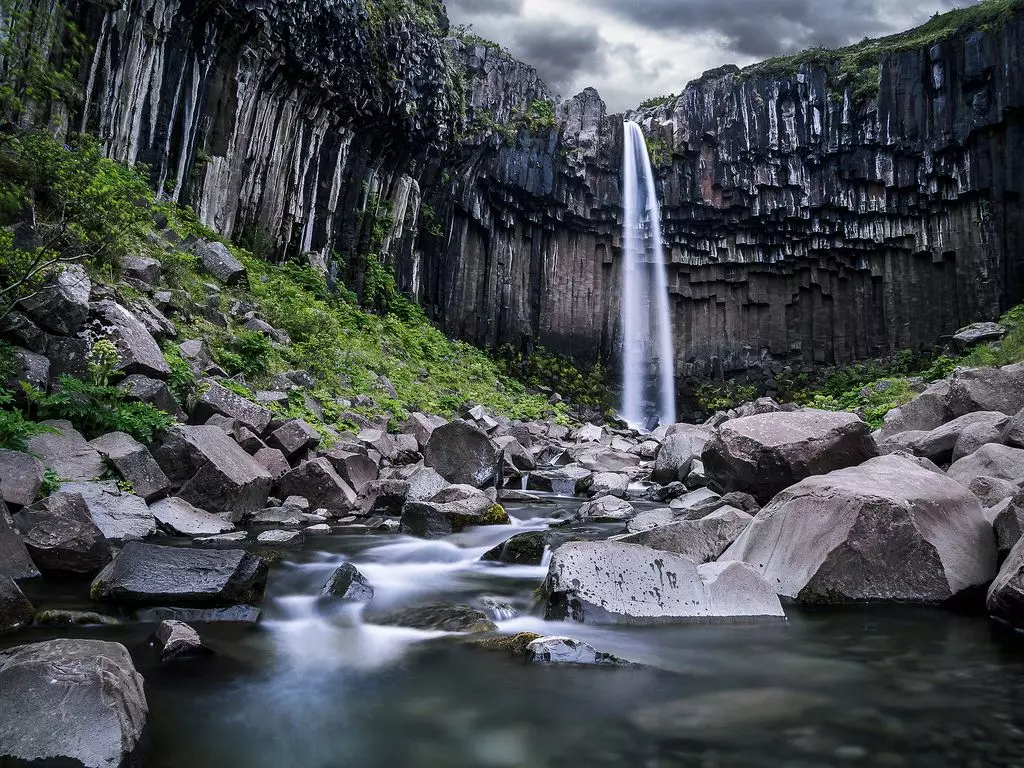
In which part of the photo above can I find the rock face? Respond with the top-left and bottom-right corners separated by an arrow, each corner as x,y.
0,449 -> 44,508
0,639 -> 148,768
60,481 -> 157,543
703,410 -> 878,503
91,542 -> 268,607
541,541 -> 784,624
423,421 -> 500,488
723,455 -> 997,604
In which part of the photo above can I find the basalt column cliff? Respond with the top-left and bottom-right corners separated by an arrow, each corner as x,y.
12,0 -> 1024,386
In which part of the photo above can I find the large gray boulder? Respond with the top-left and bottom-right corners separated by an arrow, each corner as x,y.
267,419 -> 321,459
0,505 -> 38,581
26,420 -> 105,481
568,444 -> 639,472
153,425 -> 272,518
0,639 -> 148,768
947,364 -> 1024,418
423,420 -> 501,488
723,455 -> 997,604
60,481 -> 157,543
320,563 -> 374,601
195,240 -> 246,284
400,486 -> 508,537
906,412 -> 1010,465
1003,407 -> 1024,449
6,346 -> 48,394
952,322 -> 1007,351
652,426 -> 711,484
18,264 -> 91,335
404,466 -> 450,501
987,527 -> 1024,628
494,435 -> 536,472
618,508 -> 753,564
576,495 -> 634,521
91,541 -> 268,607
0,449 -> 44,508
323,449 -> 379,494
90,432 -> 169,502
987,492 -> 1024,560
276,458 -> 357,514
150,497 -> 235,536
540,541 -> 783,624
947,444 -> 1024,486
190,382 -> 272,434
153,619 -> 210,663
702,410 -> 879,504
91,299 -> 171,378
879,379 -> 953,439
13,493 -> 112,575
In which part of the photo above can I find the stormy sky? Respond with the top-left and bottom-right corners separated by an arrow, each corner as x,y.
443,0 -> 972,111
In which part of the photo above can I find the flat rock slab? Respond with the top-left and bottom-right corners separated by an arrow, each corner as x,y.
27,420 -> 105,481
541,540 -> 784,624
150,497 -> 235,536
91,541 -> 268,607
0,639 -> 148,768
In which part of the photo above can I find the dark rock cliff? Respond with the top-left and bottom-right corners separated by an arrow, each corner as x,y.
7,0 -> 1024,399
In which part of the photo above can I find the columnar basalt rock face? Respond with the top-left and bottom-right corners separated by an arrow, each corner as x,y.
14,1 -> 1024,391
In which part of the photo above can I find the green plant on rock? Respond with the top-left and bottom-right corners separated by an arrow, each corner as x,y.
38,468 -> 61,498
645,136 -> 672,169
163,346 -> 196,405
88,339 -> 120,386
212,330 -> 275,381
638,94 -> 677,110
694,381 -> 759,412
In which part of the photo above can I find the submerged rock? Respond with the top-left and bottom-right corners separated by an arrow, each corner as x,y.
481,531 -> 549,565
320,563 -> 374,602
153,620 -> 212,663
374,602 -> 497,633
525,636 -> 627,665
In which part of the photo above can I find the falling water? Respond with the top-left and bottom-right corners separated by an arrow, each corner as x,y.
620,120 -> 676,428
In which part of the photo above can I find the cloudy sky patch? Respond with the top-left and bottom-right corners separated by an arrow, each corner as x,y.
444,0 -> 970,111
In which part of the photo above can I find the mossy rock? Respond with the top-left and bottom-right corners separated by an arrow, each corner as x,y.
372,602 -> 498,633
468,632 -> 543,657
36,609 -> 122,626
481,531 -> 547,565
481,503 -> 510,526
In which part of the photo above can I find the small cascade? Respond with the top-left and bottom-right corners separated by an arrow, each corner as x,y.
620,120 -> 676,429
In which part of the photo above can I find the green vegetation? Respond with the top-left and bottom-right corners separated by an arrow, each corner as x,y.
959,303 -> 1024,368
694,381 -> 759,413
645,136 -> 672,169
638,94 -> 677,110
742,0 -> 1024,102
497,346 -> 610,410
451,24 -> 510,56
464,99 -> 559,144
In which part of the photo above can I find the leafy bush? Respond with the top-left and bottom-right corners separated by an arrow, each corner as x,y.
163,346 -> 196,404
810,379 -> 917,429
497,345 -> 610,409
0,388 -> 55,450
213,329 -> 273,380
694,381 -> 758,412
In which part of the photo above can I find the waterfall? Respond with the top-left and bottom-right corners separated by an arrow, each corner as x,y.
620,120 -> 676,429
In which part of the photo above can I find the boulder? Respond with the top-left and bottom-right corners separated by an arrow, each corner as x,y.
952,322 -> 1007,351
576,495 -> 634,522
256,529 -> 304,547
193,531 -> 248,548
361,479 -> 409,516
43,335 -> 89,378
195,240 -> 246,284
120,374 -> 186,420
952,420 -> 1006,463
723,455 -> 997,604
540,541 -> 784,624
234,426 -> 264,453
0,575 -> 34,635
618,509 -> 753,564
573,423 -> 603,443
0,505 -> 38,580
323,449 -> 379,494
948,364 -> 1024,417
358,429 -> 398,462
527,465 -> 593,495
129,296 -> 175,339
652,426 -> 711,484
320,563 -> 374,601
947,444 -> 1024,486
90,431 -> 170,501
13,493 -> 112,575
907,412 -> 1009,465
405,466 -> 450,501
1004,407 -> 1024,449
90,299 -> 171,378
374,602 -> 497,633
153,425 -> 272,518
588,472 -> 628,498
481,531 -> 549,565
686,459 -> 708,488
525,636 -> 625,665
625,507 -> 675,534
26,420 -> 105,481
703,410 -> 879,504
267,419 -> 321,458
6,346 -> 48,394
569,445 -> 639,472
60,481 -> 157,542
494,435 -> 536,471
91,541 -> 268,607
153,619 -> 211,663
18,263 -> 91,334
423,420 -> 501,488
669,488 -> 722,518
0,449 -> 44,508
150,496 -> 234,536
253,447 -> 290,480
401,412 -> 443,449
879,379 -> 953,439
988,493 -> 1024,560
123,255 -> 162,286
968,476 -> 1022,508
400,487 -> 509,537
191,382 -> 272,434
391,433 -> 421,464
0,639 -> 148,768
276,458 -> 357,514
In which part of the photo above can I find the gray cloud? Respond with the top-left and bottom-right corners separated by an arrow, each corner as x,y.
444,0 -> 524,16
509,20 -> 609,93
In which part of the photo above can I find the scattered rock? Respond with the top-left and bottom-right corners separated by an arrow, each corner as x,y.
952,322 -> 1007,351
34,609 -> 120,626
362,479 -> 409,516
0,448 -> 44,508
194,531 -> 248,548
153,619 -> 212,663
947,364 -> 1024,418
527,465 -> 593,495
494,435 -> 536,471
90,431 -> 170,502
124,255 -> 162,286
374,602 -> 497,633
150,496 -> 234,536
320,563 -> 374,601
724,455 -> 997,604
323,449 -> 379,495
423,420 -> 501,488
526,636 -> 626,665
1003,407 -> 1024,449
191,382 -> 272,434
195,240 -> 247,284
13,492 -> 112,575
988,493 -> 1024,560
879,379 -> 952,438
400,486 -> 509,537
133,605 -> 261,623
405,466 -> 450,501
91,541 -> 268,607
569,445 -> 639,472
60,481 -> 157,542
626,507 -> 675,534
253,447 -> 290,480
267,419 -> 321,458
91,299 -> 172,378
576,495 -> 634,522
703,410 -> 879,504
969,476 -> 1022,508
905,411 -> 1009,465
652,426 -> 711,484
540,541 -> 784,624
589,472 -> 628,498
19,264 -> 91,334
0,505 -> 38,581
276,458 -> 357,514
120,374 -> 186,420
256,529 -> 304,548
26,420 -> 105,481
947,443 -> 1024,486
0,575 -> 34,635
0,639 -> 148,768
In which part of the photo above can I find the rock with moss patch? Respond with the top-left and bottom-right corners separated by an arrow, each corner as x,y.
400,486 -> 508,537
481,531 -> 548,565
468,632 -> 543,657
374,602 -> 497,633
34,609 -> 121,627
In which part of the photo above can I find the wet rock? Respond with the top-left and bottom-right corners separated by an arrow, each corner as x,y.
34,609 -> 120,626
323,449 -> 379,494
703,410 -> 879,504
947,364 -> 1024,418
0,505 -> 38,581
133,605 -> 261,623
569,445 -> 639,472
0,639 -> 147,768
576,495 -> 634,522
90,431 -> 170,502
400,486 -> 509,537
153,620 -> 212,663
540,541 -> 784,624
947,444 -> 1024,486
589,472 -> 628,498
481,531 -> 548,565
150,496 -> 234,536
0,576 -> 33,635
618,509 -> 753,564
60,481 -> 157,543
276,458 -> 357,515
494,435 -> 536,471
256,529 -> 304,548
468,632 -> 543,657
0,449 -> 44,508
194,531 -> 248,548
153,425 -> 273,518
652,426 -> 711,484
13,492 -> 112,575
526,636 -> 626,665
91,541 -> 268,607
724,455 -> 997,604
669,488 -> 722,518
195,240 -> 246,284
626,507 -> 675,534
26,420 -> 105,481
191,382 -> 272,434
423,420 -> 501,488
320,563 -> 374,601
305,523 -> 332,535
19,264 -> 90,335
90,299 -> 171,378
374,602 -> 497,633
527,465 -> 593,495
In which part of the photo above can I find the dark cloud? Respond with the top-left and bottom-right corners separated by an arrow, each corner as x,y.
443,0 -> 524,18
588,0 -> 962,58
509,20 -> 609,92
